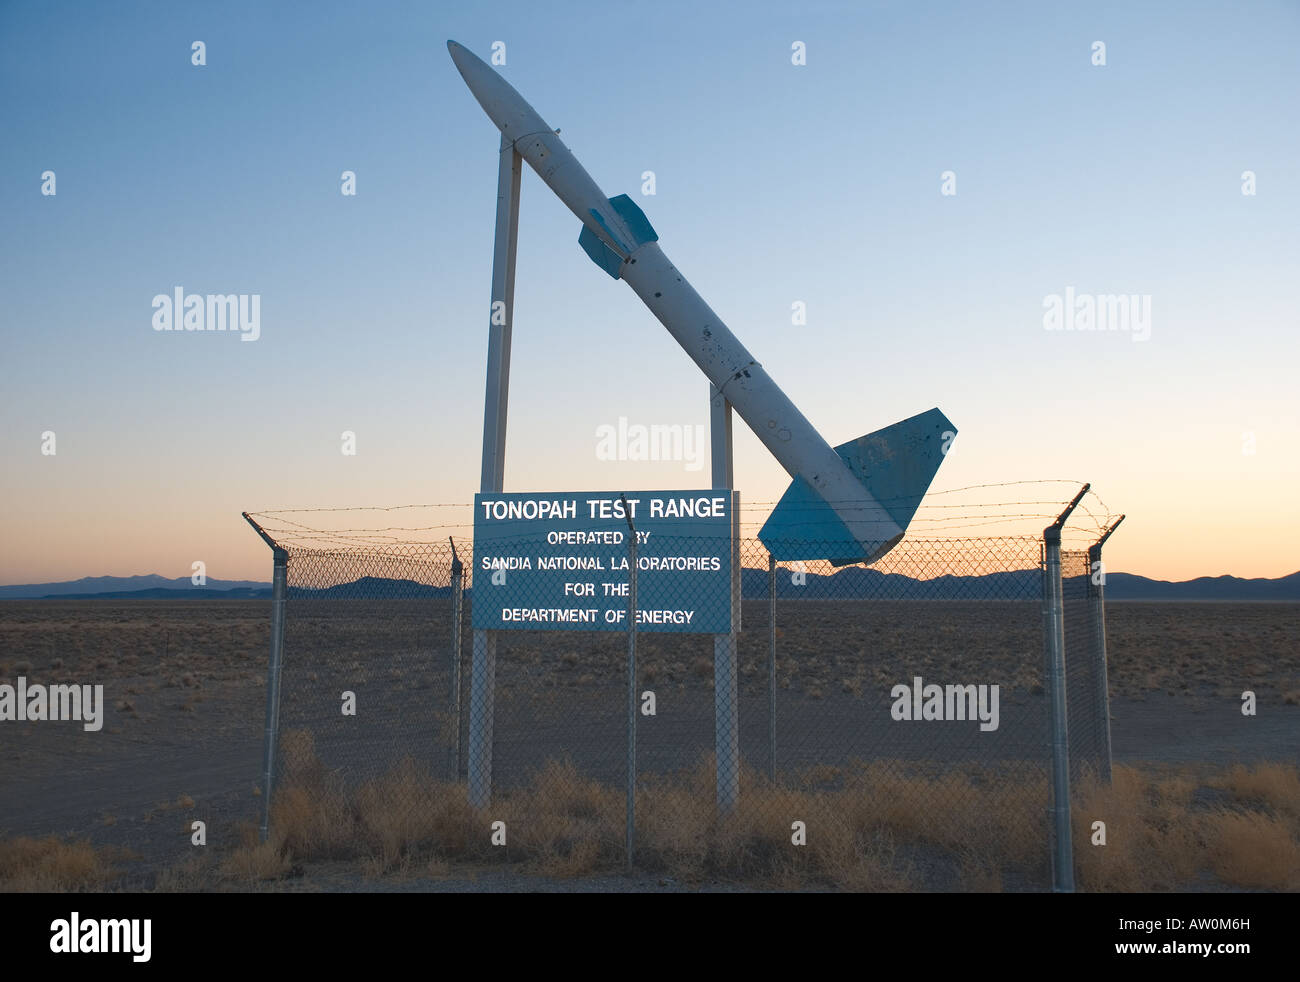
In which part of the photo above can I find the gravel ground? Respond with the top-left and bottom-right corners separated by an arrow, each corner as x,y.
1,599 -> 1295,891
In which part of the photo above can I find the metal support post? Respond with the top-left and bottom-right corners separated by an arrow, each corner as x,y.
259,549 -> 288,842
710,384 -> 740,812
1042,483 -> 1088,892
1087,515 -> 1124,786
768,552 -> 777,782
449,537 -> 464,781
469,136 -> 521,810
243,512 -> 290,844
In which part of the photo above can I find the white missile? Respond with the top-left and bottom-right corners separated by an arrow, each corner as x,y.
448,41 -> 954,564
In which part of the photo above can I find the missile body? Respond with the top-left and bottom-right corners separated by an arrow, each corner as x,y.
448,41 -> 910,561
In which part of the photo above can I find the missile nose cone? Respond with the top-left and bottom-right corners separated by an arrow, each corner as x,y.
446,40 -> 550,141
446,39 -> 492,90
446,39 -> 477,78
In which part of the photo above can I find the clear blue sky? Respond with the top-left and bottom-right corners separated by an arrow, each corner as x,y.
1,0 -> 1297,582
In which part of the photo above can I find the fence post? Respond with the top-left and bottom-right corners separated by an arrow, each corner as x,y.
1042,484 -> 1087,892
448,537 -> 464,782
622,494 -> 638,871
1087,515 -> 1124,786
710,385 -> 740,813
260,546 -> 288,842
768,551 -> 777,782
243,513 -> 290,844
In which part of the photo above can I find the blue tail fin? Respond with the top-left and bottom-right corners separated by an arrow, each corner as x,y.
758,408 -> 956,564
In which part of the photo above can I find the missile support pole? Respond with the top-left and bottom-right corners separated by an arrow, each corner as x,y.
468,137 -> 521,810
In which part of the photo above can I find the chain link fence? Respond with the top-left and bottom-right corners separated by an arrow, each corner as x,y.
266,543 -> 458,856
245,505 -> 1117,890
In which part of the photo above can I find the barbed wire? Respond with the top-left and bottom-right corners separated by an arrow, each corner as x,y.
247,480 -> 1119,550
246,479 -> 1093,517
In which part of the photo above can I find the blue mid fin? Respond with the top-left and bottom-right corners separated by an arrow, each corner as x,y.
758,407 -> 957,565
579,194 -> 658,279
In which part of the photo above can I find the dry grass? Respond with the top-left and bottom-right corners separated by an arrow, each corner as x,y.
218,834 -> 293,885
153,852 -> 217,892
256,736 -> 1050,890
354,757 -> 487,870
1206,810 -> 1300,889
1073,766 -> 1201,891
7,729 -> 1295,893
270,730 -> 360,860
1213,762 -> 1300,819
504,759 -> 624,876
0,836 -> 123,891
5,755 -> 1297,892
206,821 -> 293,885
1072,763 -> 1300,891
253,745 -> 1300,892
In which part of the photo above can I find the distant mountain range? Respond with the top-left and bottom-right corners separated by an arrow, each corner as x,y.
0,570 -> 1295,602
1103,571 -> 1299,601
0,574 -> 270,600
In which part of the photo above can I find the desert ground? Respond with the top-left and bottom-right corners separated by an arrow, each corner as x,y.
1,597 -> 1296,892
